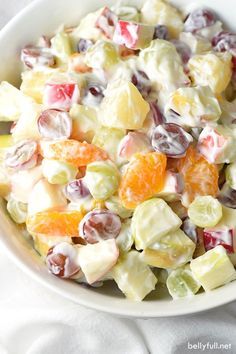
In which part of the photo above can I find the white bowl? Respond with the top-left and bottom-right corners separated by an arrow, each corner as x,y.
0,0 -> 236,318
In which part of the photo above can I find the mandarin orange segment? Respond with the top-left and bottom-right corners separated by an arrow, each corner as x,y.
27,210 -> 83,237
178,146 -> 219,203
119,152 -> 167,209
40,139 -> 108,167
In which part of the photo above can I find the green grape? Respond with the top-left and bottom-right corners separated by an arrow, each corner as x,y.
85,40 -> 119,70
42,159 -> 78,185
105,195 -> 133,219
188,196 -> 222,228
7,198 -> 28,224
85,160 -> 120,200
92,126 -> 126,164
166,267 -> 201,299
51,32 -> 72,66
116,219 -> 134,253
225,163 -> 236,190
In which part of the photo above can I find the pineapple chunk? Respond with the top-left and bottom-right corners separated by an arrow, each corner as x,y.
28,178 -> 67,215
0,81 -> 35,122
99,79 -> 150,130
77,239 -> 119,284
141,0 -> 183,38
141,229 -> 195,269
190,245 -> 236,291
188,52 -> 232,94
112,250 -> 157,301
165,86 -> 221,128
132,198 -> 182,250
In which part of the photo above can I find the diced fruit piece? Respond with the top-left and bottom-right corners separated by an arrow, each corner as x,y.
132,198 -> 181,250
84,160 -> 120,200
0,166 -> 10,197
188,196 -> 222,228
141,0 -> 184,38
105,196 -> 133,219
0,81 -> 35,122
113,6 -> 140,22
141,229 -> 195,269
10,165 -> 43,203
40,139 -> 108,167
153,25 -> 168,40
190,245 -> 236,291
5,140 -> 38,171
179,32 -> 211,54
140,40 -> 189,90
188,52 -> 232,94
198,126 -> 236,164
27,210 -> 83,237
203,229 -> 234,253
50,32 -> 72,65
7,197 -> 28,224
70,104 -> 100,143
165,86 -> 221,128
43,83 -> 80,111
112,250 -> 157,301
184,8 -> 216,33
78,239 -> 119,284
151,123 -> 192,158
218,184 -> 236,209
116,219 -> 133,253
77,39 -> 94,53
21,45 -> 55,69
177,146 -> 219,205
46,242 -> 80,278
95,7 -> 117,39
79,209 -> 121,244
99,79 -> 149,130
85,40 -> 119,70
155,171 -> 184,201
113,20 -> 154,49
226,163 -> 236,189
118,132 -> 152,161
37,109 -> 72,139
181,218 -> 198,244
28,178 -> 67,215
119,153 -> 166,209
33,235 -> 72,258
20,69 -> 58,104
166,267 -> 201,299
92,126 -> 126,163
42,159 -> 78,185
64,179 -> 90,203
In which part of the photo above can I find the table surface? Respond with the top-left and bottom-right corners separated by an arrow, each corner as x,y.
0,1 -> 236,354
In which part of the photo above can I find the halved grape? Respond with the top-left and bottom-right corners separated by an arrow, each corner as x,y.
85,160 -> 120,200
21,45 -> 55,69
188,196 -> 222,228
184,8 -> 216,33
46,242 -> 81,278
38,109 -> 72,139
42,159 -> 78,185
151,123 -> 193,158
79,209 -> 121,244
7,198 -> 28,224
64,179 -> 90,202
5,140 -> 38,171
166,267 -> 201,299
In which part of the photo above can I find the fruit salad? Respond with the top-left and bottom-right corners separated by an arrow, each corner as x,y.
2,0 -> 236,302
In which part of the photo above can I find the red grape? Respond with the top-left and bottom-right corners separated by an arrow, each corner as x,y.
79,210 -> 121,244
46,242 -> 81,278
184,8 -> 216,33
151,123 -> 192,158
37,109 -> 72,139
77,39 -> 94,53
131,70 -> 151,99
153,25 -> 169,40
212,31 -> 236,56
149,102 -> 165,126
5,140 -> 38,171
21,45 -> 55,69
64,179 -> 91,202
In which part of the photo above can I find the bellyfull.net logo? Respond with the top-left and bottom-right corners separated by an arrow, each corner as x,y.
187,341 -> 232,351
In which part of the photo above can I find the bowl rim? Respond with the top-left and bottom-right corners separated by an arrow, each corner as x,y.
0,0 -> 236,318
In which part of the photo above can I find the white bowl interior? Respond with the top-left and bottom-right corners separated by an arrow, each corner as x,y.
0,0 -> 236,317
